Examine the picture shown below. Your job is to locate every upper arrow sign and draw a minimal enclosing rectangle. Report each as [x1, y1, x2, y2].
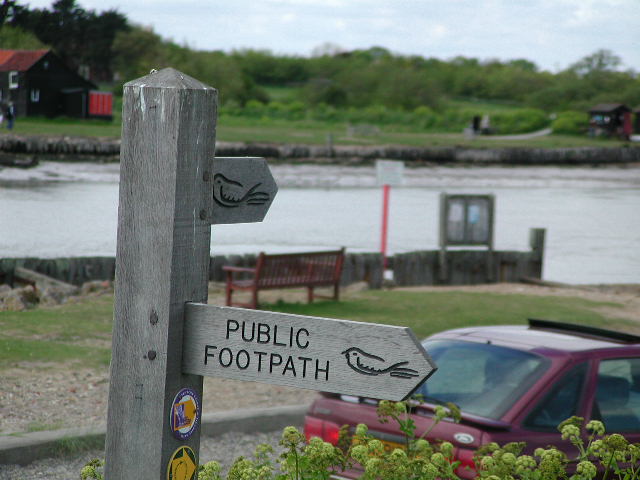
[182, 303, 437, 401]
[208, 157, 278, 225]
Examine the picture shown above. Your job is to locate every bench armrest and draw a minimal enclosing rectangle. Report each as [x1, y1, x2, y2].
[222, 266, 256, 273]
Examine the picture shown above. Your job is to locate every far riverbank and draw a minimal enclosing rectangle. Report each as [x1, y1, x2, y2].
[0, 133, 639, 166]
[1, 162, 639, 284]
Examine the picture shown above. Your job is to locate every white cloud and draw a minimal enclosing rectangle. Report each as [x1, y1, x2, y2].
[333, 19, 347, 31]
[431, 24, 448, 40]
[13, 0, 640, 70]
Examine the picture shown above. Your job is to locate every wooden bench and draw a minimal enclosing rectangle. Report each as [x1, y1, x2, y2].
[223, 248, 345, 309]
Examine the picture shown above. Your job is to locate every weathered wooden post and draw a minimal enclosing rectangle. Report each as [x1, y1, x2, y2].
[105, 67, 435, 480]
[105, 68, 217, 479]
[529, 228, 546, 278]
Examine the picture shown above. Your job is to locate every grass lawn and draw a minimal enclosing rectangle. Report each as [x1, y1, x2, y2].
[9, 117, 629, 149]
[216, 119, 629, 148]
[264, 290, 637, 339]
[0, 294, 112, 369]
[0, 289, 635, 369]
[7, 117, 122, 138]
[447, 98, 522, 112]
[4, 97, 631, 149]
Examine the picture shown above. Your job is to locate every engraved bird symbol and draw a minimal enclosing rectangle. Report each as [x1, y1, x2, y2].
[212, 174, 270, 208]
[341, 347, 419, 378]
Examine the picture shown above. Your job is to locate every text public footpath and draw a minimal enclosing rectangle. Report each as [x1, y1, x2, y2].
[203, 320, 330, 381]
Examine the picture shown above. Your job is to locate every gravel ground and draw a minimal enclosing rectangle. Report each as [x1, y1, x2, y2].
[0, 428, 294, 479]
[0, 282, 350, 436]
[0, 284, 334, 479]
[0, 368, 317, 435]
[1, 282, 639, 478]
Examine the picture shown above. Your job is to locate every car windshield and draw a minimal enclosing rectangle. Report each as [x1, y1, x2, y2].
[417, 339, 549, 420]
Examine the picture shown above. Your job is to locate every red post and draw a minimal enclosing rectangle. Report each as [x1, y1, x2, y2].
[380, 184, 390, 269]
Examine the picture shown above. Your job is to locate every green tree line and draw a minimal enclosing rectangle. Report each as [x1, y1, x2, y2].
[2, 0, 639, 129]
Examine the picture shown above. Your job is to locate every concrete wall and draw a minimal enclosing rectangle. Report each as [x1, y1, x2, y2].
[0, 134, 638, 165]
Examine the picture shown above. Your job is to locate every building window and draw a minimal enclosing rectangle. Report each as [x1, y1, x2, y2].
[43, 61, 49, 70]
[30, 89, 40, 102]
[78, 65, 90, 80]
[8, 71, 18, 89]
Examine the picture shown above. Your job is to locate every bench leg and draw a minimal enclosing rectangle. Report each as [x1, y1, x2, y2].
[226, 284, 232, 307]
[307, 286, 314, 304]
[333, 282, 340, 301]
[251, 288, 259, 309]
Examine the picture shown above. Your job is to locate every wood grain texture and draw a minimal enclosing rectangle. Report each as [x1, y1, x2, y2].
[105, 68, 217, 479]
[182, 303, 437, 401]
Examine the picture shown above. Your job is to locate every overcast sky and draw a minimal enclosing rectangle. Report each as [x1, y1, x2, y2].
[21, 0, 640, 72]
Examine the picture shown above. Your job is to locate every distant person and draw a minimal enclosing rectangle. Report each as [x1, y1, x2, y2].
[481, 114, 491, 135]
[472, 115, 481, 133]
[5, 102, 15, 130]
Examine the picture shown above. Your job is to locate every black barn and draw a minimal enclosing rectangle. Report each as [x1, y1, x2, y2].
[588, 103, 632, 139]
[0, 49, 112, 119]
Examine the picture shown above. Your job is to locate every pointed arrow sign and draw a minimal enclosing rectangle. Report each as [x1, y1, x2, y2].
[182, 303, 437, 401]
[207, 157, 278, 225]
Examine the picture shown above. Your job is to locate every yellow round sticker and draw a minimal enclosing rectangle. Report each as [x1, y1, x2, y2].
[167, 446, 197, 480]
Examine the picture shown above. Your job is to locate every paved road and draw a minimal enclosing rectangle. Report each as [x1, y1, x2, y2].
[481, 128, 553, 140]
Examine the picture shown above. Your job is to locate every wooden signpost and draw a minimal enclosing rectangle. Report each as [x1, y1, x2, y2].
[183, 303, 435, 401]
[105, 68, 435, 480]
[376, 159, 404, 269]
[208, 157, 278, 225]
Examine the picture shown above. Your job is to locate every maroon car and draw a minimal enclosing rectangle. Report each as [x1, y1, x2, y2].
[304, 319, 640, 478]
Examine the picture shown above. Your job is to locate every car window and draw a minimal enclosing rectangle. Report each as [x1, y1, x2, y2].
[592, 358, 640, 433]
[524, 363, 587, 430]
[418, 340, 548, 420]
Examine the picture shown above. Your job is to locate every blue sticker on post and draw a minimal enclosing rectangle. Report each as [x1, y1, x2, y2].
[170, 387, 200, 440]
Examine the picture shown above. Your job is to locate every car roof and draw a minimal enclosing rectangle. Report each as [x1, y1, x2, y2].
[428, 321, 640, 354]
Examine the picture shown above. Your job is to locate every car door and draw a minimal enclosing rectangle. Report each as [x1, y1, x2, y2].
[588, 356, 640, 443]
[507, 362, 591, 462]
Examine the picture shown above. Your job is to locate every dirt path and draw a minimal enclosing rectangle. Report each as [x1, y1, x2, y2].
[1, 282, 638, 435]
[484, 128, 553, 141]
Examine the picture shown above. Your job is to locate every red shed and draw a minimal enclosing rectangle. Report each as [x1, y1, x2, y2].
[88, 91, 113, 118]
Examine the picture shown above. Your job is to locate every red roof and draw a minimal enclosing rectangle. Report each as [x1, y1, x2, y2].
[0, 49, 49, 72]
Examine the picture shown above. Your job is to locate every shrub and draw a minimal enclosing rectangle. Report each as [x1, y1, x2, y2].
[413, 106, 439, 129]
[490, 108, 549, 134]
[83, 406, 639, 480]
[552, 111, 588, 135]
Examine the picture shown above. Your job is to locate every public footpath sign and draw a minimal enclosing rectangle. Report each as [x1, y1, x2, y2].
[105, 68, 435, 480]
[208, 156, 278, 225]
[183, 304, 436, 401]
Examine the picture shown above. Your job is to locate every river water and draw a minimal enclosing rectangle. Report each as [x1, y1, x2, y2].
[1, 162, 639, 285]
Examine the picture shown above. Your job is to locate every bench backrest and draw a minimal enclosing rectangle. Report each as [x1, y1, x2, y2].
[255, 248, 345, 288]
